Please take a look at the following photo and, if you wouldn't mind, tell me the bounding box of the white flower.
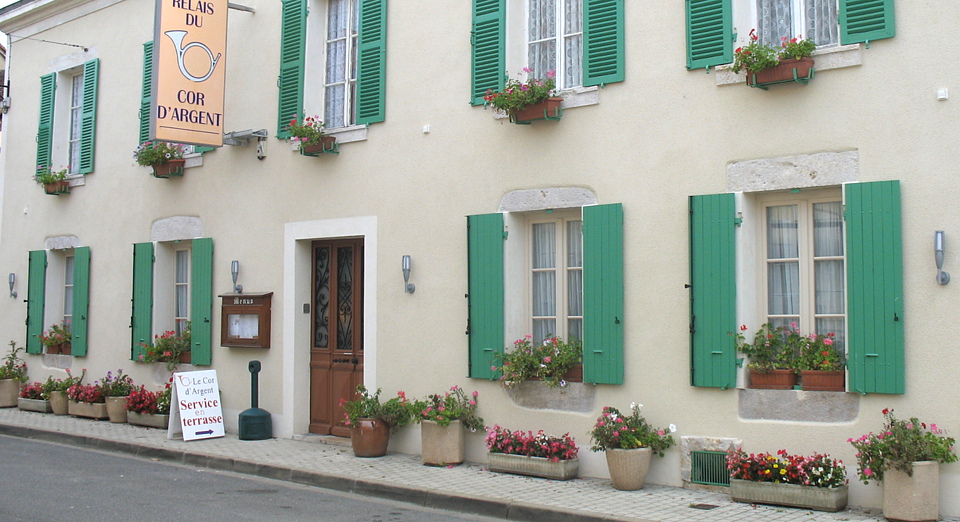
[668,424,677,433]
[630,402,636,410]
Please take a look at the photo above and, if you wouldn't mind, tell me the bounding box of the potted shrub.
[0,341,28,408]
[340,385,414,457]
[42,369,84,415]
[134,140,186,178]
[727,448,848,511]
[589,403,676,490]
[35,166,70,195]
[288,114,336,155]
[796,332,845,391]
[732,29,815,88]
[17,381,52,413]
[412,385,484,466]
[849,408,958,521]
[67,381,107,419]
[99,369,135,423]
[493,335,582,388]
[126,381,172,429]
[39,321,72,355]
[136,324,191,371]
[485,425,579,480]
[733,323,802,389]
[483,68,561,124]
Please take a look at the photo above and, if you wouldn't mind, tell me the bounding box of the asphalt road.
[0,434,501,521]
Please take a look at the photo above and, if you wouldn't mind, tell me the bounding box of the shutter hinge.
[734,217,743,227]
[736,358,744,367]
[502,230,508,239]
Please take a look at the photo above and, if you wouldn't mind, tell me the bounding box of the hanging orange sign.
[151,0,228,147]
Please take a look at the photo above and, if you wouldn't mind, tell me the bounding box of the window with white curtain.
[324,0,358,129]
[175,249,190,336]
[63,254,75,326]
[528,0,583,90]
[531,215,583,343]
[67,73,83,175]
[762,193,845,353]
[755,0,838,47]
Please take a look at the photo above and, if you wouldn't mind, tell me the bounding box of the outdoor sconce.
[935,231,950,285]
[401,255,415,293]
[8,273,15,298]
[231,260,243,293]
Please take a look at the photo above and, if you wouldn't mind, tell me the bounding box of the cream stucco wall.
[0,0,958,515]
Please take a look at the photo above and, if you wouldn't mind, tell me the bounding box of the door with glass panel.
[309,238,363,436]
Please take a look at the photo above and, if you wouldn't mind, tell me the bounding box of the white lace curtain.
[528,0,582,89]
[324,0,358,128]
[756,0,838,47]
[531,221,583,343]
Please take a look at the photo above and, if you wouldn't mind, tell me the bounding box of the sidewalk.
[0,408,919,521]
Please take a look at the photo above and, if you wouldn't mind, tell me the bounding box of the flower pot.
[49,391,69,415]
[801,370,845,391]
[299,136,338,156]
[0,379,20,408]
[605,447,652,490]
[510,97,563,124]
[350,418,390,457]
[128,411,170,429]
[487,453,579,480]
[68,400,109,420]
[45,343,71,355]
[883,461,940,522]
[748,369,797,390]
[105,396,129,423]
[528,363,584,384]
[421,420,465,466]
[151,159,186,178]
[747,57,815,88]
[42,180,70,195]
[18,397,53,413]
[730,479,848,512]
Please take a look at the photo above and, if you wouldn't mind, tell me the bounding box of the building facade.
[0,0,957,514]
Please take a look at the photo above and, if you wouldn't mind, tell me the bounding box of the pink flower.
[543,357,551,363]
[657,430,665,436]
[864,468,873,476]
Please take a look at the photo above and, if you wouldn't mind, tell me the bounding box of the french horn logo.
[165,30,221,82]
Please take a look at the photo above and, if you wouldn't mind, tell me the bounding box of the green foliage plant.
[340,385,414,432]
[287,114,326,146]
[493,335,582,388]
[849,408,958,485]
[589,403,676,455]
[413,385,484,431]
[483,68,557,114]
[35,166,68,184]
[0,341,28,382]
[134,141,185,166]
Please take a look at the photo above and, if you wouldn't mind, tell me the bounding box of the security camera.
[256,138,266,160]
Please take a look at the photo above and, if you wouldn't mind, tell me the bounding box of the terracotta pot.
[749,369,797,390]
[0,379,20,408]
[801,370,845,392]
[605,447,652,491]
[42,180,70,195]
[421,420,465,466]
[49,391,69,415]
[105,396,129,423]
[350,418,389,457]
[151,159,186,178]
[510,97,563,124]
[747,57,814,86]
[299,135,337,155]
[46,343,71,355]
[529,363,583,384]
[883,461,940,522]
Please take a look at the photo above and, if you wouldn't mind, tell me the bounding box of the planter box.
[128,411,171,429]
[748,369,797,390]
[747,58,815,89]
[45,343,71,355]
[68,400,109,420]
[0,379,19,408]
[421,420,465,466]
[18,397,53,413]
[801,370,845,391]
[529,363,583,384]
[510,97,563,124]
[487,452,579,480]
[730,479,848,512]
[151,159,186,178]
[43,180,70,195]
[300,136,338,156]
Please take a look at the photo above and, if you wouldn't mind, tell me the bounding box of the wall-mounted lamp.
[401,255,415,293]
[231,260,243,293]
[8,273,16,298]
[935,231,950,285]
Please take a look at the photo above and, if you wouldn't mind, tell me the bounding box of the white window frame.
[67,73,83,175]
[527,0,583,91]
[50,64,85,177]
[526,209,583,343]
[63,254,75,326]
[734,0,839,48]
[155,241,192,336]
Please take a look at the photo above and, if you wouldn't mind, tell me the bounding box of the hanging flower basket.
[151,159,186,178]
[43,180,70,195]
[299,135,338,156]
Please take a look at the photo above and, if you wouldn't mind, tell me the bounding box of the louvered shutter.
[845,181,904,394]
[467,213,505,379]
[277,0,307,138]
[685,0,732,70]
[689,194,737,388]
[26,251,47,355]
[470,0,504,105]
[36,73,56,173]
[140,42,153,145]
[582,204,624,384]
[77,59,99,174]
[840,0,895,45]
[356,0,387,124]
[583,0,624,86]
[131,243,154,361]
[190,238,214,366]
[71,247,91,357]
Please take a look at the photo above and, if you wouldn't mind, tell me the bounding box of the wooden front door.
[309,238,364,436]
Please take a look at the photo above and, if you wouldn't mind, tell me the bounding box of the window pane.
[806,0,839,46]
[528,40,557,82]
[816,317,845,352]
[532,223,556,269]
[567,318,582,342]
[566,221,582,268]
[564,0,582,34]
[533,319,555,343]
[815,259,845,314]
[63,256,75,322]
[175,251,189,284]
[324,85,345,128]
[767,205,799,259]
[326,39,347,84]
[532,271,556,315]
[757,0,793,45]
[814,202,843,257]
[529,0,556,40]
[768,261,800,315]
[567,270,582,316]
[327,0,348,39]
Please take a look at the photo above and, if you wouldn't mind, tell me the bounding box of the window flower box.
[152,159,186,178]
[511,97,563,124]
[748,369,797,390]
[299,136,338,156]
[800,370,844,391]
[747,58,815,89]
[43,180,70,195]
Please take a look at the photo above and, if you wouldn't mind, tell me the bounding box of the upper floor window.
[324,0,359,128]
[756,0,838,47]
[36,58,98,176]
[530,214,583,342]
[63,254,75,326]
[175,249,191,335]
[67,74,84,175]
[528,0,583,90]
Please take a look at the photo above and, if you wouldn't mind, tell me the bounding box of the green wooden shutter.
[845,181,904,394]
[840,0,895,45]
[685,0,732,70]
[140,42,153,145]
[77,59,99,174]
[71,247,91,357]
[26,250,47,355]
[131,242,154,361]
[467,213,504,379]
[36,73,56,173]
[583,0,624,86]
[688,194,737,388]
[470,0,504,105]
[277,0,307,138]
[190,238,214,366]
[582,204,624,384]
[355,0,387,125]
